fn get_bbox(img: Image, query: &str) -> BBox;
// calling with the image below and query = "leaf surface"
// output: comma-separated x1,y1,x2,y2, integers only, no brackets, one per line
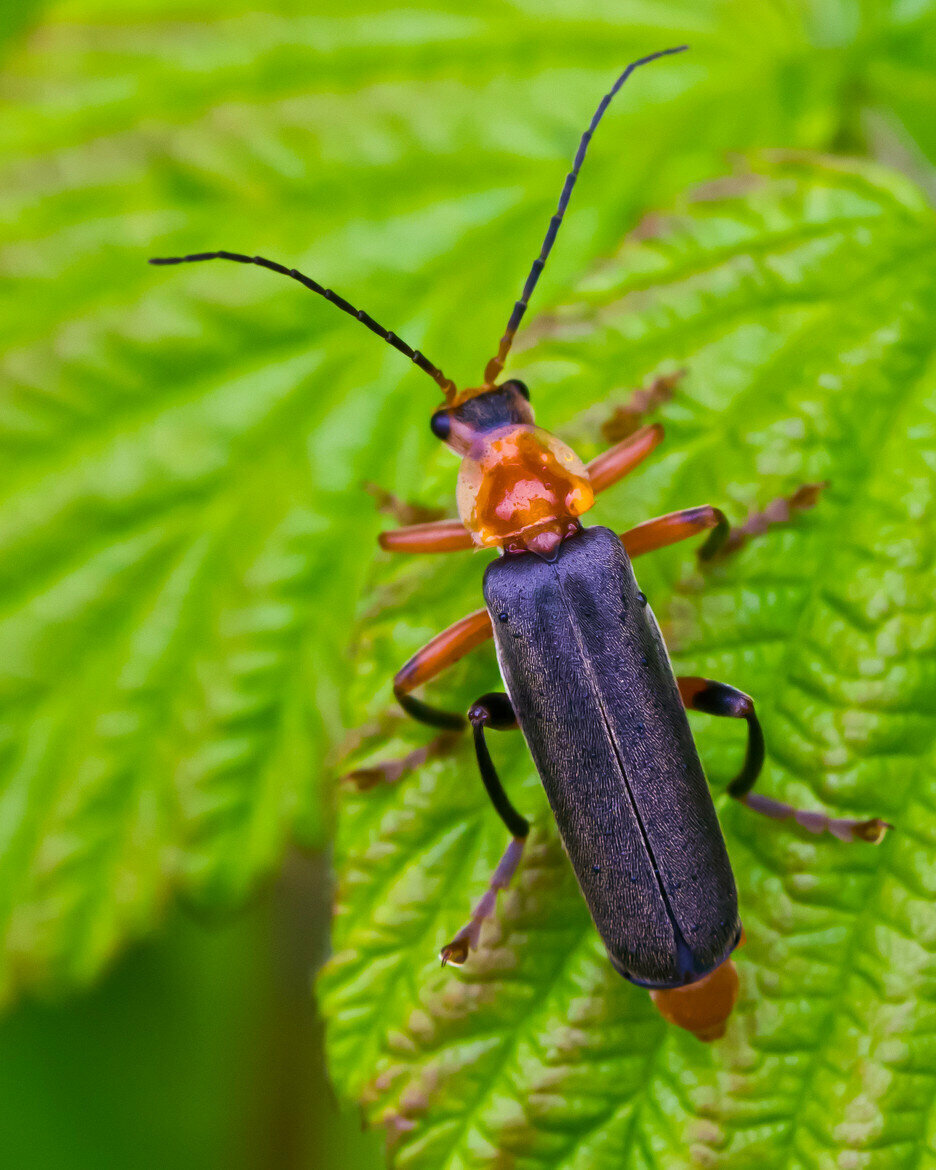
3,0,936,1011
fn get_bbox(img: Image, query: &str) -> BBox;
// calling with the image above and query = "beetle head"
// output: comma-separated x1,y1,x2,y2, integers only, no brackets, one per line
429,380,533,455
430,381,594,558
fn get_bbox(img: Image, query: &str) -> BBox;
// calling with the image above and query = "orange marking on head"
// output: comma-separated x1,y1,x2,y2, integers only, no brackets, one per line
456,426,595,549
445,384,494,411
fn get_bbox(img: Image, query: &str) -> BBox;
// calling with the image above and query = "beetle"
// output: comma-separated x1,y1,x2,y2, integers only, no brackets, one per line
150,47,890,1040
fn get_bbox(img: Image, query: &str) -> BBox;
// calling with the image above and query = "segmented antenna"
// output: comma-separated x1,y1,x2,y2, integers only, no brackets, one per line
483,45,688,387
148,251,458,401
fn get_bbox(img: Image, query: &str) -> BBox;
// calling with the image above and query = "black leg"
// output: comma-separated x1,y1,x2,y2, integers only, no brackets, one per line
440,692,530,965
468,693,529,837
678,677,890,844
677,677,764,797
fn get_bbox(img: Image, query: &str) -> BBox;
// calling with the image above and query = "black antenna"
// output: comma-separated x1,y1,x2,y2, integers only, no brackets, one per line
149,251,458,401
483,45,688,387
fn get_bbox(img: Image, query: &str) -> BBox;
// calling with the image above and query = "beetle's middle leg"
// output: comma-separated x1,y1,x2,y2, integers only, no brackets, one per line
345,607,493,788
678,677,890,844
392,608,493,729
440,692,529,966
621,505,730,561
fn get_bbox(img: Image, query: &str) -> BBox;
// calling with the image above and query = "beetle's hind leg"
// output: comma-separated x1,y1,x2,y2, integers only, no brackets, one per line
678,677,891,843
441,693,529,966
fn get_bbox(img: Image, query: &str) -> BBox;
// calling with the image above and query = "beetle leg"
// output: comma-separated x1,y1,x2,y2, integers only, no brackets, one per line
466,693,528,836
392,607,494,729
704,482,827,561
440,692,529,966
600,370,685,444
678,677,891,844
586,423,664,495
379,517,474,554
345,608,494,788
677,677,764,792
620,505,729,560
344,729,461,791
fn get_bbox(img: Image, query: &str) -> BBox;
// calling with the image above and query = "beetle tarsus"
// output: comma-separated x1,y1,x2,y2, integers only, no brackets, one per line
679,677,891,844
344,730,461,790
703,481,829,562
440,938,471,967
440,835,527,967
741,794,892,844
600,370,685,444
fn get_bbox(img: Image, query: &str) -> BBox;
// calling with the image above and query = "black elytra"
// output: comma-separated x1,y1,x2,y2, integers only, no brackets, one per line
485,526,741,987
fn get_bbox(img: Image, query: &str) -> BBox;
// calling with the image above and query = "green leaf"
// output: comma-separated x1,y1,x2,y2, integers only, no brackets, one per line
320,156,936,1168
5,0,936,1008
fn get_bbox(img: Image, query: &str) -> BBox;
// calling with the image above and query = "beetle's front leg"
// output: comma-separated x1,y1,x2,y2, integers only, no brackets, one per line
586,423,664,494
378,517,474,554
678,677,891,844
440,692,529,966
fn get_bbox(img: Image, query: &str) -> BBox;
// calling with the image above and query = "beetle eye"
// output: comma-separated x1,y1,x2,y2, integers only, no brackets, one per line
430,411,451,439
504,379,530,401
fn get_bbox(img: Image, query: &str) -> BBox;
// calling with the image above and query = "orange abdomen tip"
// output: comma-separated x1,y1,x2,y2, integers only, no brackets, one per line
649,957,740,1042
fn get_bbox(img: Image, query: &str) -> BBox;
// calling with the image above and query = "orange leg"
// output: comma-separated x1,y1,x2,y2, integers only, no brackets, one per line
379,517,474,554
393,607,494,729
586,423,664,495
346,607,494,788
621,504,728,560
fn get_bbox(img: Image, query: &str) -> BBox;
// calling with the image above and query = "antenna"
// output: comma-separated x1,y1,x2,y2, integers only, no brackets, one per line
482,46,688,387
148,251,458,401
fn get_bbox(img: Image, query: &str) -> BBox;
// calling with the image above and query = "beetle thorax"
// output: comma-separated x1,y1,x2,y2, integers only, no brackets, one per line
456,424,594,557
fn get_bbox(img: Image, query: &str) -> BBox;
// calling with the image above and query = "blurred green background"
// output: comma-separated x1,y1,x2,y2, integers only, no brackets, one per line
2,1,936,1167
0,854,379,1168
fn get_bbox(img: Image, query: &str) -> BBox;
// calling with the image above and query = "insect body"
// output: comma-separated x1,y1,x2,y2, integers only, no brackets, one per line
151,47,889,1041
485,526,740,990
